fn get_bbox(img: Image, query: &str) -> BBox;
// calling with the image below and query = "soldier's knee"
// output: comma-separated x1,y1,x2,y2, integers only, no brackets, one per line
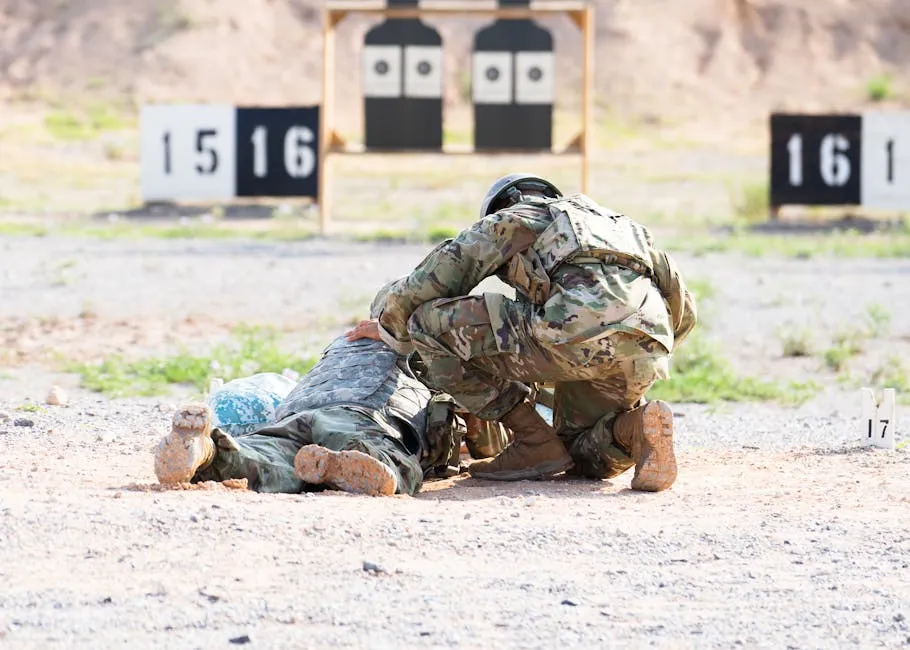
407,303,441,344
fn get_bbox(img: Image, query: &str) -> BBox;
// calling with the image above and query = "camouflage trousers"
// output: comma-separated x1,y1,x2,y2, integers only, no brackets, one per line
193,406,425,495
408,293,669,479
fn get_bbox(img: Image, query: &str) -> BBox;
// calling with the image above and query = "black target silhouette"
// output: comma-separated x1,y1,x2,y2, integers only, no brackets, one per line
473,2,553,151
363,3,443,150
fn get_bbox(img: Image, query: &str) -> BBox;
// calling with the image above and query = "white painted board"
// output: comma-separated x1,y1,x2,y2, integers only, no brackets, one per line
363,45,402,98
515,51,554,105
861,112,910,211
404,45,443,98
473,51,513,105
140,104,236,202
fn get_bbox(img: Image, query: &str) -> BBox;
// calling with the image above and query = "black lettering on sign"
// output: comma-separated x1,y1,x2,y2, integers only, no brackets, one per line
195,129,219,175
163,131,172,174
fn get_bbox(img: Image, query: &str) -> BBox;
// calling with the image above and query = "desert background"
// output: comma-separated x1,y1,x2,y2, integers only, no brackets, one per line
1,2,910,649
1,0,909,221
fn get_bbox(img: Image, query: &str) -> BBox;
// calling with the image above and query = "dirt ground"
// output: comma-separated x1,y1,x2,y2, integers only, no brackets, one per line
2,1,910,646
1,235,909,648
0,427,908,649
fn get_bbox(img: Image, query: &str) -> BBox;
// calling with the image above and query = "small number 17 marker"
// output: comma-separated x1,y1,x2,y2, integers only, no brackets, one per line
861,387,896,450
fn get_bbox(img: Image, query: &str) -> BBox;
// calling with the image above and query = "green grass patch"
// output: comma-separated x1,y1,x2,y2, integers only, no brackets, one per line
352,226,460,245
675,229,910,259
863,302,892,338
0,218,321,243
822,327,866,372
866,74,894,102
729,181,770,225
0,222,50,236
649,331,819,405
869,356,910,403
443,128,472,146
69,326,317,398
820,305,892,373
685,277,715,303
779,326,814,358
15,402,45,413
425,226,459,243
44,105,133,141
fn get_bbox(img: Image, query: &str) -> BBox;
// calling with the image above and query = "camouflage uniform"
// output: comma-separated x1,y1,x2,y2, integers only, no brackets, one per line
192,336,439,496
375,193,697,480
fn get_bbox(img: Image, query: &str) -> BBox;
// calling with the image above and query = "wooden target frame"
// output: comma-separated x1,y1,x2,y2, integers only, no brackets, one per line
320,0,595,234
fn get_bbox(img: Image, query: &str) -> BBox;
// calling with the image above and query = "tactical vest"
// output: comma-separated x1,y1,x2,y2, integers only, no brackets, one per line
503,194,656,304
274,337,431,448
537,194,655,275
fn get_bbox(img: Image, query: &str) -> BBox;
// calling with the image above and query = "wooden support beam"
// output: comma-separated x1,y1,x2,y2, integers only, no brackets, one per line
318,13,336,235
319,1,595,230
580,4,593,193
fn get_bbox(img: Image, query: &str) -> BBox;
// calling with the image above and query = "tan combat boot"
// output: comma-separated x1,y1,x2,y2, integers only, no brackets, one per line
154,402,216,484
612,400,676,492
468,399,573,481
293,445,397,496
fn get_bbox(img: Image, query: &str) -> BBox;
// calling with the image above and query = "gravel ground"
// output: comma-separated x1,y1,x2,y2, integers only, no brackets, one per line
1,233,909,649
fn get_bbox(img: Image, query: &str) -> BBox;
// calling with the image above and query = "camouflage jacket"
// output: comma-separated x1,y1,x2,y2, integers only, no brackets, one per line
275,336,432,455
377,193,697,356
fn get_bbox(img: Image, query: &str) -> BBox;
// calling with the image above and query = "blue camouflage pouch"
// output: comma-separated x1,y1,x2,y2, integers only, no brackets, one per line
206,372,298,436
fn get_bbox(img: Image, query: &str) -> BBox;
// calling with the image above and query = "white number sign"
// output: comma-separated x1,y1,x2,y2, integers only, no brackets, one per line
861,112,910,210
140,104,236,202
861,387,896,450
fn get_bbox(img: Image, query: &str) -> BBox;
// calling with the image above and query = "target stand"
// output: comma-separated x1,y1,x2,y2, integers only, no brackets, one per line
319,0,595,233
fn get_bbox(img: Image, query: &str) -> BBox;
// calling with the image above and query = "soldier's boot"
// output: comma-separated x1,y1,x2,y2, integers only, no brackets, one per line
612,400,676,492
154,402,216,484
468,399,573,481
293,445,397,496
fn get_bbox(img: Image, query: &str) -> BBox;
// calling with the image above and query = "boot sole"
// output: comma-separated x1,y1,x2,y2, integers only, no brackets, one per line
293,445,396,496
154,402,213,484
631,400,676,492
469,456,574,482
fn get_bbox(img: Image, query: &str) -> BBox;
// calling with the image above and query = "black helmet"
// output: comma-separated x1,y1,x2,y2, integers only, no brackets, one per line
479,173,562,218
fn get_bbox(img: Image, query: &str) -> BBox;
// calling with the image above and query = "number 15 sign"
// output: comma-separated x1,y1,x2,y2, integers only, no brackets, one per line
770,112,910,210
140,104,319,202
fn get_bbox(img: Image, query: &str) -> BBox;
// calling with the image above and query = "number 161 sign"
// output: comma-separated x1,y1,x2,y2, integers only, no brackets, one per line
140,104,319,202
770,112,910,211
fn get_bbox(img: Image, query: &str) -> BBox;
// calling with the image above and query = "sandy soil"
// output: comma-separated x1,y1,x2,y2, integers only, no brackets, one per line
1,234,909,648
1,1,909,645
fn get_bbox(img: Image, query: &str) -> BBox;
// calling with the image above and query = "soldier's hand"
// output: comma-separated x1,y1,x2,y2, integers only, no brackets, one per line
345,319,382,341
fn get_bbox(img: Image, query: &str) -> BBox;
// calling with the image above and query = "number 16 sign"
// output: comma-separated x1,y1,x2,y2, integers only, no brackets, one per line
770,112,910,210
140,104,320,202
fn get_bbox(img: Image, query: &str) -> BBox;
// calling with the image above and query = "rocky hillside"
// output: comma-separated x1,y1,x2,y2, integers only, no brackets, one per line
1,0,908,133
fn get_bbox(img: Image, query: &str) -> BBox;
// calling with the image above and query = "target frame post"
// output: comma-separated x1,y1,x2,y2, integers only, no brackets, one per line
320,0,594,234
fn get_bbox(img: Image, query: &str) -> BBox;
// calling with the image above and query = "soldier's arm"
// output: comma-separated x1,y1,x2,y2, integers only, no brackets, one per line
377,207,550,353
649,247,698,350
